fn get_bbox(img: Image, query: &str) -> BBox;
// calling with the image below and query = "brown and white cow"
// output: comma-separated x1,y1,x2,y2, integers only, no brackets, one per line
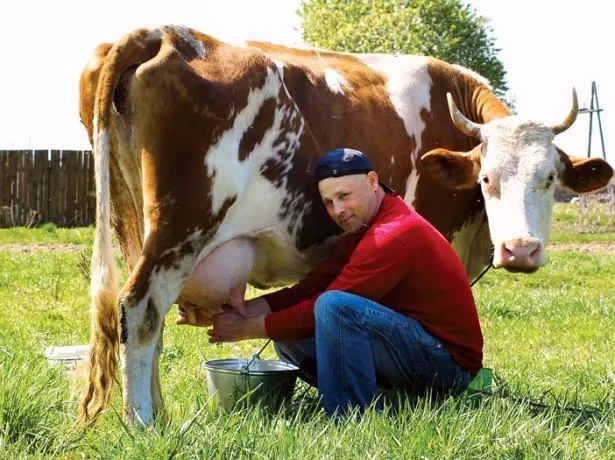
78,25,612,425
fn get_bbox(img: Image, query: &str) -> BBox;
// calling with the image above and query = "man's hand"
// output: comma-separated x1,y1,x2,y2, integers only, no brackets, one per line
176,303,215,327
177,297,272,327
207,310,269,343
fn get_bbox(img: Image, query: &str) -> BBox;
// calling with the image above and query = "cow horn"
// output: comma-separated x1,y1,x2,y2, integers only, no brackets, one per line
447,93,481,138
551,88,578,135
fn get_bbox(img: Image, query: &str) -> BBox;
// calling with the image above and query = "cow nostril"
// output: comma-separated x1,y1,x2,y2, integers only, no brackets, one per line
529,244,541,260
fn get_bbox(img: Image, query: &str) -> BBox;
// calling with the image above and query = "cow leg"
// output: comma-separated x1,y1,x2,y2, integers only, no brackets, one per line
118,235,258,425
117,231,208,426
150,324,164,417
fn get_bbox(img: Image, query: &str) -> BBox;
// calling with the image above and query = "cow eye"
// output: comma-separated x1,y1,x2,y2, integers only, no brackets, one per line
545,173,556,188
481,176,490,185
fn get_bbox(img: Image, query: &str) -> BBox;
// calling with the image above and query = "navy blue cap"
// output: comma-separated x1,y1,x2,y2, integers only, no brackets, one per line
315,148,394,193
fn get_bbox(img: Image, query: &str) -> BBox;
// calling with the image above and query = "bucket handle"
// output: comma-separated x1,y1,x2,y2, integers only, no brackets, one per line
241,339,272,374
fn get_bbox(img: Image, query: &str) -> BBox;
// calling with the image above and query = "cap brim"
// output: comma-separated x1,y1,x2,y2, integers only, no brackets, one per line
379,181,396,194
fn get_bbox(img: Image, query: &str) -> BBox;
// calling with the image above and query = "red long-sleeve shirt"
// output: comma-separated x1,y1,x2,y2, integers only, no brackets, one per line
264,194,483,373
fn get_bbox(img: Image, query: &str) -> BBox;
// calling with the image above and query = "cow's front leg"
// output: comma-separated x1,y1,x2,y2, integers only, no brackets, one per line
118,233,203,426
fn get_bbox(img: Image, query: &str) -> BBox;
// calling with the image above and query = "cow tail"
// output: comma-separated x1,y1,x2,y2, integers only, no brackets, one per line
78,29,162,424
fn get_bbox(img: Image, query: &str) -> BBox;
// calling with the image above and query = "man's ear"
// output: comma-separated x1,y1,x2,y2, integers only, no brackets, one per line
366,170,379,191
557,148,613,193
420,145,482,190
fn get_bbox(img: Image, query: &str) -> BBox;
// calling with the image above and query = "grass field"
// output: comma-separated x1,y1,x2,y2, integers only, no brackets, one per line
0,204,613,458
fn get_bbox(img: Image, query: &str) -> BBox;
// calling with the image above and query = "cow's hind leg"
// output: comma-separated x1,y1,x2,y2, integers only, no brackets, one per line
117,231,205,426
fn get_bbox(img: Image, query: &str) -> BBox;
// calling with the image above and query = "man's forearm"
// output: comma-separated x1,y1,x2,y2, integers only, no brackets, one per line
245,297,273,317
245,315,269,339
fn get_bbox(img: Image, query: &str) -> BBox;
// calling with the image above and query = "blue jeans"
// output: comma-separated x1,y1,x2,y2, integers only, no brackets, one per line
275,290,472,416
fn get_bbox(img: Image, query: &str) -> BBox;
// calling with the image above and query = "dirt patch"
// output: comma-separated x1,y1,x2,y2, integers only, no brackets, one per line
548,242,615,255
0,243,84,253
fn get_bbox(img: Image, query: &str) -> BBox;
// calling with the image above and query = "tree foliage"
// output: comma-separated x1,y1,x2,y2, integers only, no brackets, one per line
300,0,508,96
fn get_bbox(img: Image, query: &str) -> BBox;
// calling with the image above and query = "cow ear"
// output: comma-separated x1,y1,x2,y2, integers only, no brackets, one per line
421,146,481,190
557,149,613,193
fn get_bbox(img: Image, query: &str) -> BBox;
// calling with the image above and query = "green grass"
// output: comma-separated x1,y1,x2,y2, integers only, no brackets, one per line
0,205,614,458
551,202,615,244
0,224,94,245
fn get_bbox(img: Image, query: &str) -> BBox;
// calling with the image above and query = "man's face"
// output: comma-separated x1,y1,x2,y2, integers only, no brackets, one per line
318,172,380,233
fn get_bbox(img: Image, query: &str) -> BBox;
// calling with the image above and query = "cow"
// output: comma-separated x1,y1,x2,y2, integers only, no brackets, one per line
78,25,613,426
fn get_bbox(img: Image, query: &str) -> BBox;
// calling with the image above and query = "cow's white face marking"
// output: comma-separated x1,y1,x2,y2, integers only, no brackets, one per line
323,68,351,95
479,118,560,270
359,55,432,204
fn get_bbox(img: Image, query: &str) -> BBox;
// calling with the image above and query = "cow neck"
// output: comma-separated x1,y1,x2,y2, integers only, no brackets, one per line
470,84,511,124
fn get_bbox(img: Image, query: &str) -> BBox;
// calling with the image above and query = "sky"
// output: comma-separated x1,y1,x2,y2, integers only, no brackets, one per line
0,0,612,163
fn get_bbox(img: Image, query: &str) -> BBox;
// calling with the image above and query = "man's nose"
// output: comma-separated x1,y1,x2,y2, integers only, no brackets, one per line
333,201,346,216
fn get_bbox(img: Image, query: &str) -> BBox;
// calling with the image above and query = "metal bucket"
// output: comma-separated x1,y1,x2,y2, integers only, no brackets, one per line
204,358,299,412
44,344,90,394
45,344,89,371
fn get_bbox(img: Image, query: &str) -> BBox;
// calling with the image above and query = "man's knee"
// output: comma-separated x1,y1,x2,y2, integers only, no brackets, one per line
314,290,353,324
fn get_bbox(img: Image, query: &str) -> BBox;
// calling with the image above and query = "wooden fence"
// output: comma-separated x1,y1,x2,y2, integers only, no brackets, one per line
0,150,95,228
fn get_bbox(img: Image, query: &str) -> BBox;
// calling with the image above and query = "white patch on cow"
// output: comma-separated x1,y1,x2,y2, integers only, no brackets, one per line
201,65,320,285
161,25,206,58
359,54,432,205
204,67,305,216
324,68,351,95
143,215,152,243
359,55,431,154
452,64,492,90
403,168,420,204
199,63,326,284
273,60,285,80
450,210,491,280
204,68,283,214
121,334,156,424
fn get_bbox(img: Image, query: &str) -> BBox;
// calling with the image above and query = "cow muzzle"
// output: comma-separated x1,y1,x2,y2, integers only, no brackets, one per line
495,237,543,272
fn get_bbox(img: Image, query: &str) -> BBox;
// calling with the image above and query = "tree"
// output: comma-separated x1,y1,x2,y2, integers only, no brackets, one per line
300,0,508,96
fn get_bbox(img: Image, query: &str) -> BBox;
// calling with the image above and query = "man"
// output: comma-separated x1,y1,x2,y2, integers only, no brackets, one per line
191,148,483,416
